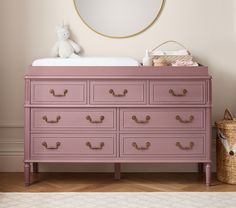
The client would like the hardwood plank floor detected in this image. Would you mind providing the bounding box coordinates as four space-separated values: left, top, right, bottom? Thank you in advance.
0 173 236 192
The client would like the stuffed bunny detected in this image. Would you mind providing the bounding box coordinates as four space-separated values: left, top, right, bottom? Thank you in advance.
52 24 81 58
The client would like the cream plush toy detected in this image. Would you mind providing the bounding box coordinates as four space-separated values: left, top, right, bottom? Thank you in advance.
52 24 81 58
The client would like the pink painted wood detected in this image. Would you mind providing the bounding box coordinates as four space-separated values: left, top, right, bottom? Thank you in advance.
90 81 147 105
25 66 210 77
31 134 116 159
24 66 212 186
114 163 121 180
120 134 205 157
31 108 116 131
31 81 87 105
120 108 205 131
150 80 206 105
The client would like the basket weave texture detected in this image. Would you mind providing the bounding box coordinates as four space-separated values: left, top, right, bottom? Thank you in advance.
151 40 193 66
216 109 236 184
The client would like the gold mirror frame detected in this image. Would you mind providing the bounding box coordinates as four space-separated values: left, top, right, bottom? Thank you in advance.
73 0 165 39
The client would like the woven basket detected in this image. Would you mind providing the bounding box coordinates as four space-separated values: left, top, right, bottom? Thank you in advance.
151 40 193 66
215 108 236 184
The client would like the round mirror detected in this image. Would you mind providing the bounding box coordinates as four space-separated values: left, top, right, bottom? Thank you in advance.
74 0 164 38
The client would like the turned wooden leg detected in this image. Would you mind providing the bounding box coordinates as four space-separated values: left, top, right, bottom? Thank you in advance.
114 163 121 180
33 163 39 173
24 162 31 186
205 163 211 186
198 163 204 173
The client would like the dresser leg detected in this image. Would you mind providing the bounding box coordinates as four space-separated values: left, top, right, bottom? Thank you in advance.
24 162 31 186
33 163 39 173
205 163 211 186
114 163 121 180
198 163 204 173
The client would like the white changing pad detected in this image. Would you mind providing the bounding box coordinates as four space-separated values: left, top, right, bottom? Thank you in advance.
32 57 140 67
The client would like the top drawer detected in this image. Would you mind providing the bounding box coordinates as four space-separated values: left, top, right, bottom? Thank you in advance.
150 81 206 105
31 81 87 105
90 81 147 105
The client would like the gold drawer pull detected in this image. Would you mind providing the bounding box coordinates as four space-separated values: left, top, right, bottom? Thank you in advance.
132 115 151 124
176 142 194 150
86 115 105 124
109 89 128 97
169 89 188 97
42 141 61 150
42 116 61 124
86 142 105 150
50 89 68 97
176 115 194 123
132 142 151 151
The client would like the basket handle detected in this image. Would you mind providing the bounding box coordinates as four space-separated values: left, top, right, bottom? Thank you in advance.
151 40 190 54
224 108 234 120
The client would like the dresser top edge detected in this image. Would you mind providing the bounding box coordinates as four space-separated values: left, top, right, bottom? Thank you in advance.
25 66 210 78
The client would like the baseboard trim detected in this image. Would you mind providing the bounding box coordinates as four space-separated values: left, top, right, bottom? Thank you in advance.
0 138 24 156
0 122 24 128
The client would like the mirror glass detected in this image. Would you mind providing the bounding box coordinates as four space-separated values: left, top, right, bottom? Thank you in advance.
74 0 164 38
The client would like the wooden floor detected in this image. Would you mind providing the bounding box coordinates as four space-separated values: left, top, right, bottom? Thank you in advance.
0 173 236 192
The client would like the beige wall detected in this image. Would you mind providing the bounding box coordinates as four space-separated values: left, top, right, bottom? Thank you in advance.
0 0 235 171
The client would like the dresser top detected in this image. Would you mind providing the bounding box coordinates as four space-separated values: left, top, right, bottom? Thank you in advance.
26 66 210 79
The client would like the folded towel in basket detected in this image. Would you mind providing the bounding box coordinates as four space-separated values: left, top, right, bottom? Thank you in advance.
172 60 199 67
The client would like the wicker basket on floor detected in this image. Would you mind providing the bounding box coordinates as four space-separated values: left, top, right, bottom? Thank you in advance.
215 108 236 184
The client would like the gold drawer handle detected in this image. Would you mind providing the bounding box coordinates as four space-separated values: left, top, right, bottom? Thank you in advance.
132 115 151 124
42 141 61 150
86 115 105 124
132 142 151 151
169 89 188 97
109 89 128 97
50 89 68 97
86 142 105 150
176 142 194 150
42 116 61 124
176 115 194 123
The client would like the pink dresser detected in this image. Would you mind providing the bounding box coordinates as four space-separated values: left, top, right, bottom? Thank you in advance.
24 66 212 186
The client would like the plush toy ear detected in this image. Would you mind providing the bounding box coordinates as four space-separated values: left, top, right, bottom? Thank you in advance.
62 20 69 30
55 21 69 33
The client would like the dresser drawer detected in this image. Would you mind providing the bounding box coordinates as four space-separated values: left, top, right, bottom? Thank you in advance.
31 134 116 158
120 108 205 131
31 81 87 105
90 81 147 105
31 108 116 131
150 81 206 105
120 134 205 157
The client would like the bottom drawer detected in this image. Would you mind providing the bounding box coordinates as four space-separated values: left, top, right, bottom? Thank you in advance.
31 134 116 159
120 134 205 157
